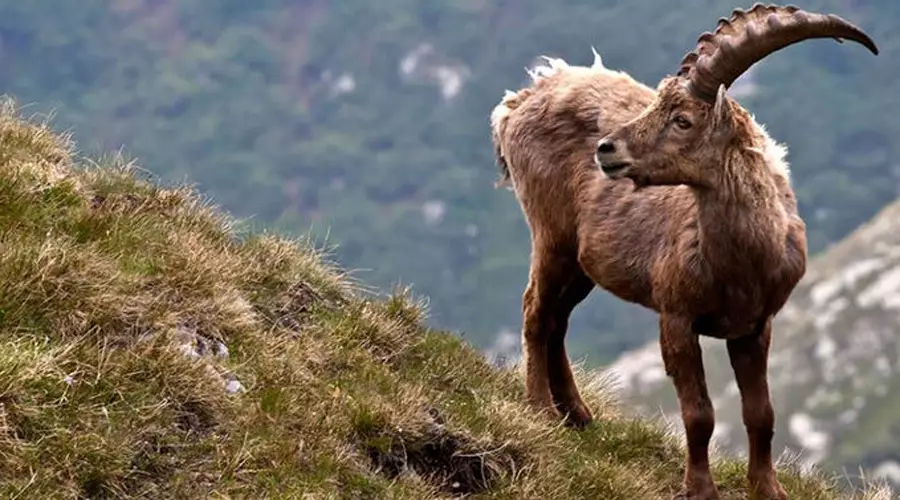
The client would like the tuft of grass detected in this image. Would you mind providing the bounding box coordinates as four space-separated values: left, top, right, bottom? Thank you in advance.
0 95 890 499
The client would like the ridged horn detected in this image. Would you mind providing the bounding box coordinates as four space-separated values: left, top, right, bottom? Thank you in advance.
678 3 878 101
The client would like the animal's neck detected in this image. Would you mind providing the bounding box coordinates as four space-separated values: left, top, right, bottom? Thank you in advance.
693 151 787 273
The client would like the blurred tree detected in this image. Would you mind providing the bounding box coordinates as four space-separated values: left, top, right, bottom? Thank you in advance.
0 0 894 363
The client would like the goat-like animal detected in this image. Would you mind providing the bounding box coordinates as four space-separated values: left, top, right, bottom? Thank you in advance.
490 4 877 499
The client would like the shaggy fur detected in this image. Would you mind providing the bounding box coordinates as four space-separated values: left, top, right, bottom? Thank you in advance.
491 6 876 496
491 54 806 500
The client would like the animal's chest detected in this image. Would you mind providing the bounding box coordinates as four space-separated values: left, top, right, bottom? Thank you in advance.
687 282 769 338
657 255 783 339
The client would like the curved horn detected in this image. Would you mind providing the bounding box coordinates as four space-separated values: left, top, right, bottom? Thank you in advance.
678 3 878 101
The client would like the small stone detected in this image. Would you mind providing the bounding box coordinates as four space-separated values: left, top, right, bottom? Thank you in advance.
214 341 229 359
225 379 244 394
179 343 201 358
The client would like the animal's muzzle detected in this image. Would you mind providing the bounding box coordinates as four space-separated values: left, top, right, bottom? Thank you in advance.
595 137 633 178
596 138 616 155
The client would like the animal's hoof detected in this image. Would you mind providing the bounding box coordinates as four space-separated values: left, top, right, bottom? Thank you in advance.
672 486 721 500
563 405 593 428
750 482 788 500
556 400 593 428
749 472 788 499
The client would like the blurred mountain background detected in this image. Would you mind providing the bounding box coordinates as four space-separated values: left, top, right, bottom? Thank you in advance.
0 0 897 488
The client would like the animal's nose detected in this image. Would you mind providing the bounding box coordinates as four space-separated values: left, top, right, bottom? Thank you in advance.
596 138 615 155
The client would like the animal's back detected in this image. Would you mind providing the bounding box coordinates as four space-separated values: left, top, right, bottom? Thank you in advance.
490 55 657 246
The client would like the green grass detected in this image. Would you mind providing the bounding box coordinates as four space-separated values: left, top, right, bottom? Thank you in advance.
0 96 890 499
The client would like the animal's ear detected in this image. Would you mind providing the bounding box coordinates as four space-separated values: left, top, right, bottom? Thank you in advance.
710 84 734 143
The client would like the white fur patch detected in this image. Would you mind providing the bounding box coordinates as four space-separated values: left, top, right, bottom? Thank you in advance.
490 47 616 180
526 55 570 81
750 120 791 180
591 46 604 69
490 92 514 132
524 47 608 83
494 47 611 125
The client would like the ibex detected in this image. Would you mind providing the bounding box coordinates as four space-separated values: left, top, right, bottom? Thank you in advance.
489 4 877 499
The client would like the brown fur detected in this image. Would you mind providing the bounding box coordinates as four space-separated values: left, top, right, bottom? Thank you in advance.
491 57 807 500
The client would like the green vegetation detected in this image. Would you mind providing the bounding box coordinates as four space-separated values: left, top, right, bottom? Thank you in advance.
0 100 891 498
0 1 895 361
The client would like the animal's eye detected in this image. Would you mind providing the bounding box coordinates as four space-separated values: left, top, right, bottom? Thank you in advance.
673 116 692 130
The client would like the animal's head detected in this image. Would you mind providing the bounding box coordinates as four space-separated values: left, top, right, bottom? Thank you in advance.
595 4 878 189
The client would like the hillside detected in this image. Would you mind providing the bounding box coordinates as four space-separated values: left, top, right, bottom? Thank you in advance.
608 199 900 492
0 0 896 359
0 100 891 499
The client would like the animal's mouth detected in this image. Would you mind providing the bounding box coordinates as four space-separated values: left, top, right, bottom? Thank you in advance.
598 161 631 176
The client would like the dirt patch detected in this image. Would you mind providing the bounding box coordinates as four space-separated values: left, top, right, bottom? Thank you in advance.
266 280 323 331
358 408 522 495
175 399 217 436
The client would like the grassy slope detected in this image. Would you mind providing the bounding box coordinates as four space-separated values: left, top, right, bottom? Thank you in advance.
0 98 888 500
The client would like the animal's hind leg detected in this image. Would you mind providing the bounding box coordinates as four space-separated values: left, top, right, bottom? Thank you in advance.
547 270 594 426
726 319 787 500
521 247 594 427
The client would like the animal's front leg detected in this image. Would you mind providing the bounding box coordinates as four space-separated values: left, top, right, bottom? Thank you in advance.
520 246 593 427
726 319 787 500
660 314 720 500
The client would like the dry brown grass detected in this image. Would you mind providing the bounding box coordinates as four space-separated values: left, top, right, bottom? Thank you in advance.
0 96 890 499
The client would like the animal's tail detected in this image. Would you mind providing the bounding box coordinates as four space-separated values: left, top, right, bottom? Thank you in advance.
489 48 606 189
